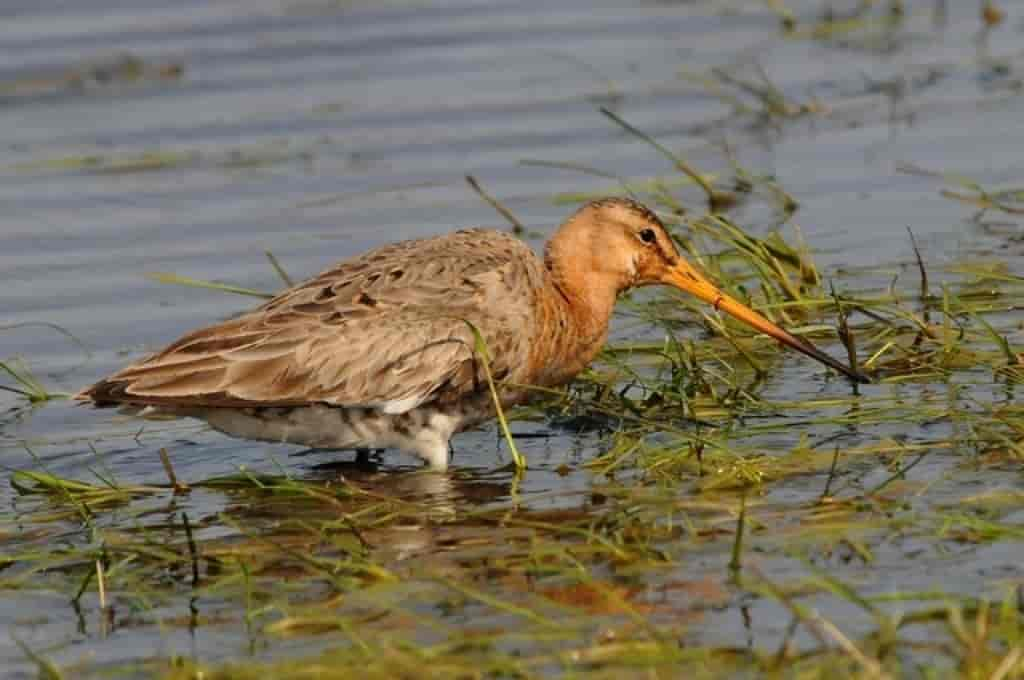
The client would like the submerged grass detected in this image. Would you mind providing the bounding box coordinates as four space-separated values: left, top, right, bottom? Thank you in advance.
4 4 1024 677
0 357 67 403
6 191 1024 677
899 162 1024 217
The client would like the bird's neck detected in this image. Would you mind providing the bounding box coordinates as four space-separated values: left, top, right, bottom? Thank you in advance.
549 268 618 343
543 218 625 337
537 232 622 384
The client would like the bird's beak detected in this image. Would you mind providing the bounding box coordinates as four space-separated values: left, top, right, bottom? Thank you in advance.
662 259 871 383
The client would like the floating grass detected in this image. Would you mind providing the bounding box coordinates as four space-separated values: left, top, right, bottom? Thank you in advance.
12 638 64 680
0 358 66 403
599 107 735 211
264 250 294 288
7 11 1024 676
898 162 1024 216
465 174 526 235
145 272 274 299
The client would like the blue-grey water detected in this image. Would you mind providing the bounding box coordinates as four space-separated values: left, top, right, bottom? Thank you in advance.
2 1 1023 676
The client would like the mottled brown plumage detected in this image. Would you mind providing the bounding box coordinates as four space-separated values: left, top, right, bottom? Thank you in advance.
78 198 867 469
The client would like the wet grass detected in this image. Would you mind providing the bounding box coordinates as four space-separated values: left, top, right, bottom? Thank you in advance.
0 325 79 403
8 143 319 177
4 1 1024 678
899 163 1024 217
0 53 183 101
0 358 65 403
5 177 1024 676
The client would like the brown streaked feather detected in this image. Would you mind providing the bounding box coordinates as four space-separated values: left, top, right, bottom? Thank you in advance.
80 229 542 411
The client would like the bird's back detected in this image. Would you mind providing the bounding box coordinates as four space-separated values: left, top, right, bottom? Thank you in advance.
80 228 550 413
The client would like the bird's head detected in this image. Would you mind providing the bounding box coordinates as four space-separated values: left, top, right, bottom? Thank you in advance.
547 197 870 383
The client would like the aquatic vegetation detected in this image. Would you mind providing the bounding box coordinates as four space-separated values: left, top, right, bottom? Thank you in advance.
6 181 1024 677
3 0 1024 677
0 358 66 404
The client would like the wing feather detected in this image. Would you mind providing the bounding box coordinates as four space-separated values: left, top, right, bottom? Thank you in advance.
79 229 541 412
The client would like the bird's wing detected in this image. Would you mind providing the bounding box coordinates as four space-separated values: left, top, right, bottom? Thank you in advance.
80 230 540 411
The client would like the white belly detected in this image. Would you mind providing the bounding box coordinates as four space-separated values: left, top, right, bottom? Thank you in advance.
184 403 484 470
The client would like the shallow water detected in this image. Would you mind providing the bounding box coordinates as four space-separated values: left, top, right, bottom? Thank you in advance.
2 0 1024 677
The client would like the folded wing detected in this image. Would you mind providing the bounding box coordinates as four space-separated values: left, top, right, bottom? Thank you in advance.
79 229 538 412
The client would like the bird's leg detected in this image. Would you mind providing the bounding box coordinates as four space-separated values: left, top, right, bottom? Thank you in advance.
410 438 451 471
353 448 386 466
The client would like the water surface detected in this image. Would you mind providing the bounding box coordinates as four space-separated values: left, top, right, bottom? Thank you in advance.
2 0 1024 676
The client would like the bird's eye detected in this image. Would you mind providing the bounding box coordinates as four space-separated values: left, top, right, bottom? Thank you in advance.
639 228 657 244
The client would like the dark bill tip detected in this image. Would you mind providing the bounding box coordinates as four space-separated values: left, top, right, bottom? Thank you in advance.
791 336 872 384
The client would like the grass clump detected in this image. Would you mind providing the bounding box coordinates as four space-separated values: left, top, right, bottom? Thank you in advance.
6 9 1024 674
0 358 66 403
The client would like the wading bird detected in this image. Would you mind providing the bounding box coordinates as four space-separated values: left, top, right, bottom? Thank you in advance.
78 198 868 470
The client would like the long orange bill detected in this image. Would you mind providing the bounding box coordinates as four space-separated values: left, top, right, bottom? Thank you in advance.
663 260 871 384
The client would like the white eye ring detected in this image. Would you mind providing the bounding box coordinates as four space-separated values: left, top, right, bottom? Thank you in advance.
639 229 657 244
